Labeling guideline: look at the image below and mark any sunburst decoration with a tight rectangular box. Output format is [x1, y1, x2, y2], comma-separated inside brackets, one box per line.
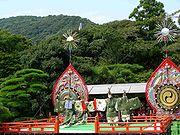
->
[63, 30, 79, 64]
[155, 19, 178, 44]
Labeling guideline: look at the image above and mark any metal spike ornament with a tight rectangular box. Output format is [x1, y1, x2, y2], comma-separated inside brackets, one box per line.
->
[155, 19, 178, 44]
[155, 19, 178, 57]
[146, 18, 180, 116]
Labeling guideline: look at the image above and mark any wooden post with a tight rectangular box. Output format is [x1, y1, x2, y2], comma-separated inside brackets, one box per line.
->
[48, 112, 52, 122]
[17, 126, 20, 132]
[145, 116, 147, 122]
[125, 121, 129, 131]
[2, 125, 6, 132]
[160, 122, 163, 132]
[29, 125, 32, 132]
[4, 124, 9, 132]
[112, 126, 115, 132]
[150, 110, 152, 122]
[54, 116, 59, 133]
[94, 115, 99, 133]
[154, 122, 156, 131]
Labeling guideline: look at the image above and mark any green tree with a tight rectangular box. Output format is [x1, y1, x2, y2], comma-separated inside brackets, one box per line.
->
[89, 64, 152, 84]
[0, 102, 11, 122]
[76, 20, 140, 65]
[92, 66, 116, 84]
[167, 37, 180, 67]
[0, 69, 49, 120]
[127, 39, 163, 69]
[0, 15, 94, 42]
[129, 0, 165, 40]
[0, 29, 32, 78]
[108, 64, 152, 83]
[20, 36, 67, 85]
[73, 56, 95, 84]
[99, 20, 140, 64]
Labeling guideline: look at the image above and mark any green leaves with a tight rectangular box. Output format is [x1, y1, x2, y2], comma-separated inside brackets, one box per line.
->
[20, 37, 66, 82]
[129, 0, 165, 40]
[0, 15, 94, 42]
[0, 102, 12, 122]
[87, 64, 152, 84]
[0, 30, 32, 78]
[0, 7, 179, 122]
[0, 68, 49, 121]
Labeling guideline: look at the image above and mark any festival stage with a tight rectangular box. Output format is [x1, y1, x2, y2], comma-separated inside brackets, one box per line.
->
[1, 115, 177, 134]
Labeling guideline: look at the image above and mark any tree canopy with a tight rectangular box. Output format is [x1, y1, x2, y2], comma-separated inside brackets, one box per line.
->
[129, 0, 165, 40]
[0, 15, 94, 42]
[0, 69, 49, 121]
[0, 30, 32, 78]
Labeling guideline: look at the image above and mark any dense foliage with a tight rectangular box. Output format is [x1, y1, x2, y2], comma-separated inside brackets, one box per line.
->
[129, 0, 165, 40]
[0, 15, 94, 42]
[0, 30, 32, 78]
[0, 0, 179, 122]
[0, 69, 49, 122]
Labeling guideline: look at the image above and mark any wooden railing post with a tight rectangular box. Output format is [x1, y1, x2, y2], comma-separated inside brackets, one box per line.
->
[160, 122, 163, 132]
[125, 121, 129, 131]
[29, 124, 32, 132]
[140, 127, 143, 132]
[48, 112, 52, 122]
[154, 122, 156, 131]
[94, 115, 99, 133]
[2, 124, 7, 132]
[54, 116, 59, 133]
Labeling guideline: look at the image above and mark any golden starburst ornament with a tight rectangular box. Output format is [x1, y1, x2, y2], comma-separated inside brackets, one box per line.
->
[63, 30, 79, 64]
[63, 30, 79, 49]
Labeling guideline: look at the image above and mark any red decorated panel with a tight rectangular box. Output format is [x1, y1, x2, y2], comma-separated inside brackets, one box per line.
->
[146, 58, 180, 115]
[52, 64, 89, 106]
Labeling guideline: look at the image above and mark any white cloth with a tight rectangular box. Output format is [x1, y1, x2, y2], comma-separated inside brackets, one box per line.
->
[96, 99, 107, 111]
[64, 100, 73, 109]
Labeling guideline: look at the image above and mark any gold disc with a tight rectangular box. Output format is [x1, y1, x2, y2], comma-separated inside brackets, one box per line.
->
[157, 85, 179, 110]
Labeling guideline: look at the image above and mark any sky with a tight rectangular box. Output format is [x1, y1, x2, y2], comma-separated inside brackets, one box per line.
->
[0, 0, 179, 24]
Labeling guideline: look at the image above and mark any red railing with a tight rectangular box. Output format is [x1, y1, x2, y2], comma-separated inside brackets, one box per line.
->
[0, 116, 61, 134]
[0, 115, 172, 134]
[176, 116, 180, 120]
[94, 115, 172, 133]
[87, 117, 96, 123]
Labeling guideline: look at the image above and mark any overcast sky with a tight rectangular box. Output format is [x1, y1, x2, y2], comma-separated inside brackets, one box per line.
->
[0, 0, 179, 24]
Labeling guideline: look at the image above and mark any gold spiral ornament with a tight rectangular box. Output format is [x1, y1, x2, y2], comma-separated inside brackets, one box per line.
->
[157, 85, 179, 110]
